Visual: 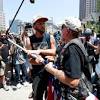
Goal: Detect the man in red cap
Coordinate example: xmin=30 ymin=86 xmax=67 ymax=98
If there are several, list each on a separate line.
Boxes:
xmin=21 ymin=16 xmax=56 ymax=100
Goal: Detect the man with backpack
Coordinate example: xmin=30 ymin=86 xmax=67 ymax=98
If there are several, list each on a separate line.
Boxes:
xmin=21 ymin=16 xmax=56 ymax=100
xmin=39 ymin=17 xmax=93 ymax=99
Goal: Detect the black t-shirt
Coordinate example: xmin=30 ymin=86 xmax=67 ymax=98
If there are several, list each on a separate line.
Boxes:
xmin=61 ymin=44 xmax=82 ymax=79
xmin=29 ymin=33 xmax=50 ymax=50
xmin=30 ymin=34 xmax=43 ymax=50
xmin=0 ymin=44 xmax=9 ymax=63
xmin=84 ymin=42 xmax=95 ymax=56
xmin=29 ymin=33 xmax=50 ymax=76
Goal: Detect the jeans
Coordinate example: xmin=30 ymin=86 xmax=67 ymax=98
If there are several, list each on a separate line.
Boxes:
xmin=32 ymin=69 xmax=49 ymax=100
xmin=14 ymin=63 xmax=28 ymax=83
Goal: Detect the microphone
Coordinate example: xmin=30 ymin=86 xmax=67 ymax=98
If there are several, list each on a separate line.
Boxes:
xmin=30 ymin=0 xmax=35 ymax=3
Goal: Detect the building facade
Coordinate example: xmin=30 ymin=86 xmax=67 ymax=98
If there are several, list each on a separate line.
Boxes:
xmin=0 ymin=12 xmax=5 ymax=31
xmin=79 ymin=0 xmax=87 ymax=21
xmin=0 ymin=0 xmax=3 ymax=11
xmin=9 ymin=20 xmax=23 ymax=35
xmin=79 ymin=0 xmax=99 ymax=22
xmin=0 ymin=0 xmax=5 ymax=31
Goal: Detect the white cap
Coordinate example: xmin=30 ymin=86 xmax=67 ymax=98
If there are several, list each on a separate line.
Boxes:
xmin=62 ymin=17 xmax=82 ymax=32
xmin=32 ymin=16 xmax=48 ymax=25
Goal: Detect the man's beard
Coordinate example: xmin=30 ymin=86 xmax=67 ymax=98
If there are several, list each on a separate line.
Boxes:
xmin=36 ymin=29 xmax=45 ymax=35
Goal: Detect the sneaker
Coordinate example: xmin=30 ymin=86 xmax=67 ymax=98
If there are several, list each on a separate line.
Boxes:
xmin=28 ymin=92 xmax=33 ymax=99
xmin=23 ymin=81 xmax=29 ymax=87
xmin=17 ymin=83 xmax=22 ymax=89
xmin=3 ymin=84 xmax=9 ymax=91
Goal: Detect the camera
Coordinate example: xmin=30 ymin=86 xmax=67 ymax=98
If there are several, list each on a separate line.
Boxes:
xmin=25 ymin=23 xmax=32 ymax=30
xmin=24 ymin=23 xmax=33 ymax=36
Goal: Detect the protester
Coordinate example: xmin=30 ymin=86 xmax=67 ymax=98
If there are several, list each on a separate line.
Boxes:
xmin=21 ymin=16 xmax=56 ymax=100
xmin=95 ymin=42 xmax=100 ymax=99
xmin=39 ymin=17 xmax=93 ymax=99
xmin=0 ymin=42 xmax=9 ymax=91
xmin=82 ymin=28 xmax=98 ymax=73
xmin=11 ymin=37 xmax=29 ymax=89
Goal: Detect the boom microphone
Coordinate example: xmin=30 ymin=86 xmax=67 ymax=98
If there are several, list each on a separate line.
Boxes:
xmin=30 ymin=0 xmax=35 ymax=3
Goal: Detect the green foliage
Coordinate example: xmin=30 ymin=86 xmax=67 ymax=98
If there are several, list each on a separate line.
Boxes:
xmin=84 ymin=21 xmax=100 ymax=34
xmin=97 ymin=0 xmax=100 ymax=12
xmin=96 ymin=22 xmax=100 ymax=33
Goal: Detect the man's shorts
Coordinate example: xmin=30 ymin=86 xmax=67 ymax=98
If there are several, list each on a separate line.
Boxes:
xmin=0 ymin=61 xmax=6 ymax=76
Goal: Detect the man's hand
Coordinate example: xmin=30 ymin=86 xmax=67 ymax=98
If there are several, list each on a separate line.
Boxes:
xmin=44 ymin=62 xmax=53 ymax=69
xmin=35 ymin=55 xmax=44 ymax=64
xmin=29 ymin=54 xmax=44 ymax=65
xmin=45 ymin=56 xmax=55 ymax=62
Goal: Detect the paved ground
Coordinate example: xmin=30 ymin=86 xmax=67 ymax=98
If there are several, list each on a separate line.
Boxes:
xmin=0 ymin=83 xmax=33 ymax=100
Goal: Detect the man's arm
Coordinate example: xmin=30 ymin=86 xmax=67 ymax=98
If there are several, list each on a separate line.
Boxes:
xmin=26 ymin=35 xmax=56 ymax=56
xmin=95 ymin=43 xmax=100 ymax=55
xmin=21 ymin=31 xmax=32 ymax=50
xmin=44 ymin=62 xmax=80 ymax=88
xmin=87 ymin=42 xmax=98 ymax=49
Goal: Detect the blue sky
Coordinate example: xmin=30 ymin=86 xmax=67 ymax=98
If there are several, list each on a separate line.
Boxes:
xmin=3 ymin=0 xmax=79 ymax=27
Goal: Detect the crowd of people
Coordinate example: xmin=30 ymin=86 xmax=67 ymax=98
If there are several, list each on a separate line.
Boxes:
xmin=0 ymin=16 xmax=100 ymax=100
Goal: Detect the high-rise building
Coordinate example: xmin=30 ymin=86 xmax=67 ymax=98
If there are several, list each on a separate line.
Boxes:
xmin=0 ymin=0 xmax=5 ymax=31
xmin=91 ymin=0 xmax=96 ymax=12
xmin=0 ymin=0 xmax=3 ymax=11
xmin=79 ymin=0 xmax=92 ymax=21
xmin=79 ymin=0 xmax=87 ymax=21
xmin=9 ymin=20 xmax=23 ymax=35
xmin=79 ymin=0 xmax=98 ymax=22
xmin=0 ymin=12 xmax=5 ymax=31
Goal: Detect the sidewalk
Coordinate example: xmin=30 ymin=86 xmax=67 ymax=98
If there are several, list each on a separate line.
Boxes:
xmin=0 ymin=83 xmax=32 ymax=100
